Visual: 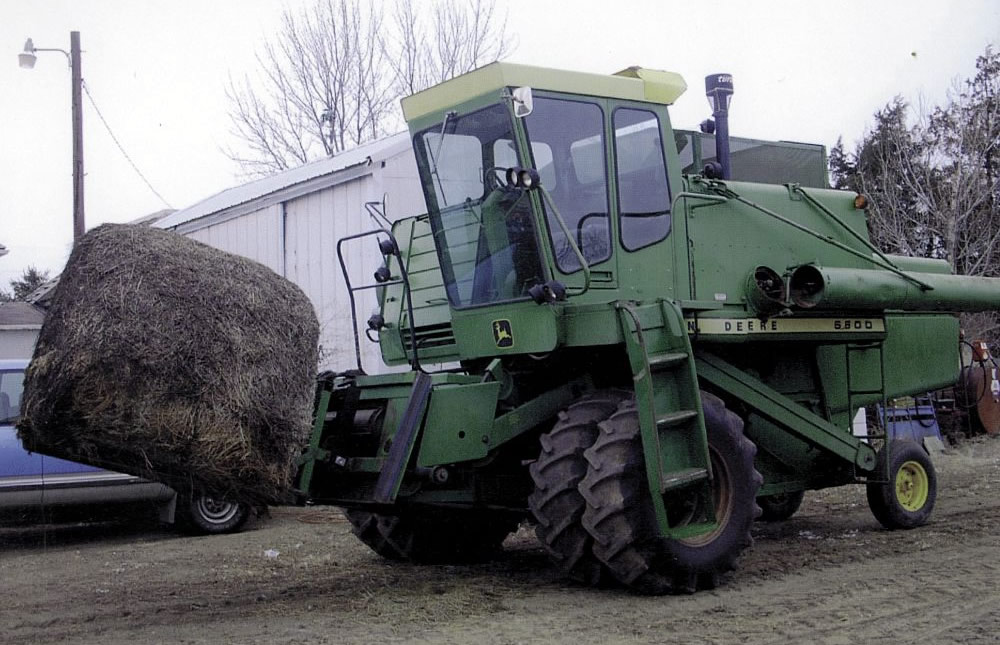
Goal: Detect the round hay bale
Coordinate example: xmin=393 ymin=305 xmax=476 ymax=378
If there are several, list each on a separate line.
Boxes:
xmin=18 ymin=223 xmax=320 ymax=505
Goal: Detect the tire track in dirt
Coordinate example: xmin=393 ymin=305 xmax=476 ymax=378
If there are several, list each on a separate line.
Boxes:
xmin=731 ymin=540 xmax=1000 ymax=645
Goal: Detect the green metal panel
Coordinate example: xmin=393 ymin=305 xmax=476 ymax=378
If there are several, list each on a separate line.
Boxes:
xmin=881 ymin=314 xmax=961 ymax=399
xmin=295 ymin=384 xmax=333 ymax=495
xmin=380 ymin=215 xmax=461 ymax=366
xmin=490 ymin=379 xmax=588 ymax=446
xmin=695 ymin=351 xmax=877 ymax=471
xmin=417 ymin=377 xmax=585 ymax=467
xmin=744 ymin=413 xmax=849 ymax=493
xmin=417 ymin=381 xmax=501 ymax=466
xmin=559 ymin=303 xmax=623 ymax=346
xmin=847 ymin=345 xmax=883 ymax=394
xmin=450 ymin=302 xmax=560 ymax=358
xmin=682 ymin=180 xmax=871 ymax=311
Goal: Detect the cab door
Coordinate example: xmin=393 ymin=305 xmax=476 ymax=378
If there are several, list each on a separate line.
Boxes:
xmin=517 ymin=93 xmax=617 ymax=294
xmin=609 ymin=102 xmax=679 ymax=302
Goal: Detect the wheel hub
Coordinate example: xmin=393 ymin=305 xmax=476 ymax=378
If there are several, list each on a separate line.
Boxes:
xmin=195 ymin=496 xmax=240 ymax=524
xmin=895 ymin=460 xmax=929 ymax=511
xmin=674 ymin=447 xmax=732 ymax=547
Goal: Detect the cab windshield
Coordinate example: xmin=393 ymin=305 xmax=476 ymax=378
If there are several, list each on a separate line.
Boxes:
xmin=415 ymin=104 xmax=546 ymax=307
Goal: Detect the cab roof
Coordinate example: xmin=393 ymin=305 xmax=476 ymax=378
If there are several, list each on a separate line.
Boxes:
xmin=401 ymin=62 xmax=687 ymax=123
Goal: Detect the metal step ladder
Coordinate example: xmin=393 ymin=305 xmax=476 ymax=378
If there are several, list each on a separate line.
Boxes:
xmin=617 ymin=301 xmax=715 ymax=539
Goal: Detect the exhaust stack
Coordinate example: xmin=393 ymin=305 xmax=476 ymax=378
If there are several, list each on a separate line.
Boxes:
xmin=705 ymin=74 xmax=734 ymax=180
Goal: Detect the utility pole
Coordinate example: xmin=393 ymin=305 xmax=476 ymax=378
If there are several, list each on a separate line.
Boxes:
xmin=19 ymin=31 xmax=85 ymax=240
xmin=70 ymin=31 xmax=84 ymax=240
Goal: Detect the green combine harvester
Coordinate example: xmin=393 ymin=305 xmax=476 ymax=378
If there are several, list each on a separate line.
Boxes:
xmin=297 ymin=63 xmax=1000 ymax=594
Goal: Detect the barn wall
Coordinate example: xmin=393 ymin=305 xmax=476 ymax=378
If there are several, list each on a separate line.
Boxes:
xmin=184 ymin=204 xmax=284 ymax=274
xmin=283 ymin=175 xmax=387 ymax=372
xmin=177 ymin=145 xmax=424 ymax=374
xmin=378 ymin=146 xmax=426 ymax=221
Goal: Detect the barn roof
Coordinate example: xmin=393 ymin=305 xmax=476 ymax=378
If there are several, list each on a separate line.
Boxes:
xmin=157 ymin=132 xmax=411 ymax=232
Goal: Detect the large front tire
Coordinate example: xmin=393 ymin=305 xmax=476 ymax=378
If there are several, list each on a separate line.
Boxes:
xmin=528 ymin=390 xmax=626 ymax=584
xmin=344 ymin=508 xmax=519 ymax=563
xmin=866 ymin=440 xmax=937 ymax=529
xmin=580 ymin=393 xmax=762 ymax=595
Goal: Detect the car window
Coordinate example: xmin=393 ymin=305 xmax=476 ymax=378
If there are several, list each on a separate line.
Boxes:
xmin=0 ymin=368 xmax=25 ymax=422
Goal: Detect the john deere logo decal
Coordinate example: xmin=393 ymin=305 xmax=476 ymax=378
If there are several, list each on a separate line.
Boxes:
xmin=493 ymin=319 xmax=514 ymax=348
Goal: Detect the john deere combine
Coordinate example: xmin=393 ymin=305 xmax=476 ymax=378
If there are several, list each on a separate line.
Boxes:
xmin=297 ymin=63 xmax=1000 ymax=594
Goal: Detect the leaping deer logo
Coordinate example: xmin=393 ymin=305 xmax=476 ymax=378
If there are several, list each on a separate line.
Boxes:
xmin=493 ymin=320 xmax=514 ymax=348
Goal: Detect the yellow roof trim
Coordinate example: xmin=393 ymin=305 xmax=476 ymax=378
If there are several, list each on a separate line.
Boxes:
xmin=612 ymin=66 xmax=688 ymax=104
xmin=402 ymin=62 xmax=688 ymax=123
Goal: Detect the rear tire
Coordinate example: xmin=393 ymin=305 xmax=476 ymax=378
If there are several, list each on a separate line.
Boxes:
xmin=580 ymin=393 xmax=762 ymax=595
xmin=757 ymin=490 xmax=805 ymax=522
xmin=528 ymin=390 xmax=626 ymax=584
xmin=866 ymin=440 xmax=937 ymax=529
xmin=344 ymin=508 xmax=519 ymax=563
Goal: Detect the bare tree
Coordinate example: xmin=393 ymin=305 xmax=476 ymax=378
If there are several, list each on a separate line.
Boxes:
xmin=831 ymin=46 xmax=1000 ymax=340
xmin=226 ymin=0 xmax=512 ymax=176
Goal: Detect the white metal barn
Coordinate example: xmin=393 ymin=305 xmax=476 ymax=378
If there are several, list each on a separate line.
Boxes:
xmin=156 ymin=132 xmax=425 ymax=373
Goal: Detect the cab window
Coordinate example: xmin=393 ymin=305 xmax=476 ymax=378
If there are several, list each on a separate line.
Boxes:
xmin=614 ymin=108 xmax=672 ymax=250
xmin=522 ymin=97 xmax=610 ymax=274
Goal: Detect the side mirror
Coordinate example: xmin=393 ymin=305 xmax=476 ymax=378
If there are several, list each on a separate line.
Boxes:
xmin=512 ymin=86 xmax=533 ymax=118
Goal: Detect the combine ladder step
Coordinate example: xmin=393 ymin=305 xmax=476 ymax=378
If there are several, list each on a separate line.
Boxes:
xmin=661 ymin=467 xmax=710 ymax=492
xmin=656 ymin=409 xmax=699 ymax=429
xmin=648 ymin=352 xmax=689 ymax=371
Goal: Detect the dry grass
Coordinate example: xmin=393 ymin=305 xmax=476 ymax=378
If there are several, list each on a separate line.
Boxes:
xmin=18 ymin=224 xmax=319 ymax=505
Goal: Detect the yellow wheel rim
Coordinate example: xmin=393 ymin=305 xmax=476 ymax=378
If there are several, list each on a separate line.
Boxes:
xmin=895 ymin=460 xmax=929 ymax=512
xmin=675 ymin=446 xmax=732 ymax=547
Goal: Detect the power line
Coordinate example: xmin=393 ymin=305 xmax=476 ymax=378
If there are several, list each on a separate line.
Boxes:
xmin=81 ymin=79 xmax=174 ymax=210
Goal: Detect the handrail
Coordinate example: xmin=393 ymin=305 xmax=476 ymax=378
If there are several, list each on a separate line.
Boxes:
xmin=336 ymin=227 xmax=425 ymax=374
xmin=669 ymin=190 xmax=728 ymax=213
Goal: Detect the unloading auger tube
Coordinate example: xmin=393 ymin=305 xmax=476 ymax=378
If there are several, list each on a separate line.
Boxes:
xmin=788 ymin=265 xmax=1000 ymax=312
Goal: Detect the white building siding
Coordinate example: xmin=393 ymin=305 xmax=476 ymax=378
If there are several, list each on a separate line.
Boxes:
xmin=283 ymin=175 xmax=385 ymax=371
xmin=378 ymin=146 xmax=426 ymax=221
xmin=164 ymin=135 xmax=424 ymax=374
xmin=185 ymin=204 xmax=283 ymax=274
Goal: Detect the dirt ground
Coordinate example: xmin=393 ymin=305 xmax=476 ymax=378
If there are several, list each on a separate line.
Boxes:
xmin=3 ymin=437 xmax=1000 ymax=645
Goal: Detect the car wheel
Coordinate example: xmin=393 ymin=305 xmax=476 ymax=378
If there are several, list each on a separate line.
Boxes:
xmin=177 ymin=491 xmax=250 ymax=535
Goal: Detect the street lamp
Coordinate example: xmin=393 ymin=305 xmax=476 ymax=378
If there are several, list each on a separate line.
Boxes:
xmin=18 ymin=32 xmax=85 ymax=240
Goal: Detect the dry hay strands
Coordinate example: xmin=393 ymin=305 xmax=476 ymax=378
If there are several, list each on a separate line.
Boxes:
xmin=18 ymin=223 xmax=320 ymax=506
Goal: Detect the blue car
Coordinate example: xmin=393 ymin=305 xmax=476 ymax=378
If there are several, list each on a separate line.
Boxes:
xmin=0 ymin=358 xmax=249 ymax=534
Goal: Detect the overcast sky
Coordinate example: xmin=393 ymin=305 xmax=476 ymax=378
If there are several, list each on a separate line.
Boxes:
xmin=1 ymin=0 xmax=997 ymax=286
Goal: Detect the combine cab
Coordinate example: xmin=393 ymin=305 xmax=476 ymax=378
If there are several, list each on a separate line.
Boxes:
xmin=298 ymin=63 xmax=998 ymax=593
